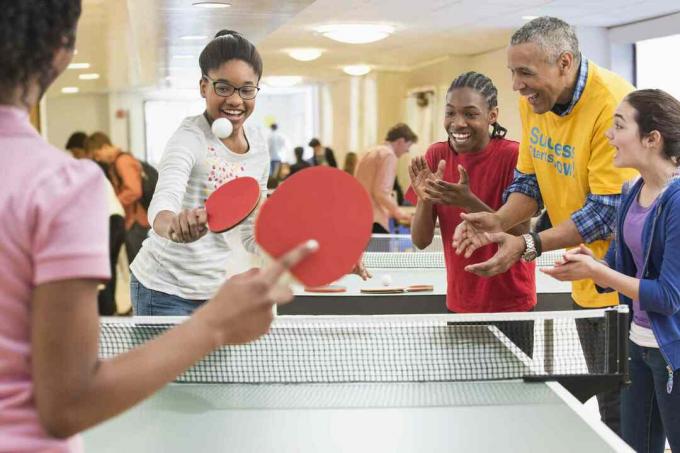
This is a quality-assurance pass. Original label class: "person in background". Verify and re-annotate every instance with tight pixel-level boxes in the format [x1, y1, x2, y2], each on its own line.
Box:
[86, 131, 149, 262]
[354, 123, 417, 233]
[72, 140, 126, 316]
[267, 123, 286, 177]
[343, 151, 358, 176]
[0, 2, 316, 450]
[289, 146, 311, 176]
[309, 137, 338, 167]
[542, 89, 680, 453]
[65, 131, 87, 158]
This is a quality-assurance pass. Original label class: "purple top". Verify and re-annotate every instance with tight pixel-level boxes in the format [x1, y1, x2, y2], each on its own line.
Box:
[623, 195, 657, 329]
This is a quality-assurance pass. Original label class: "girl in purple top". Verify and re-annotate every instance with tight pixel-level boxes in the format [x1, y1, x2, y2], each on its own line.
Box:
[0, 2, 315, 450]
[543, 89, 680, 452]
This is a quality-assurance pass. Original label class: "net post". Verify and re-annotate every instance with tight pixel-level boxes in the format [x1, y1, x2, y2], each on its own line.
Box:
[615, 305, 630, 384]
[604, 308, 618, 375]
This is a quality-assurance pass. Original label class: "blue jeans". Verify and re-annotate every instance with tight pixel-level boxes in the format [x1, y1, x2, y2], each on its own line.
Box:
[621, 340, 680, 453]
[130, 274, 207, 316]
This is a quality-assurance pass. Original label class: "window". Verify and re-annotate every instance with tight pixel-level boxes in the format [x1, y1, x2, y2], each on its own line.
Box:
[636, 34, 680, 99]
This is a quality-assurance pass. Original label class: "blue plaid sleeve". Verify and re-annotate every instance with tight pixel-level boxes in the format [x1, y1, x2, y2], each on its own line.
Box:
[502, 169, 544, 211]
[571, 193, 620, 243]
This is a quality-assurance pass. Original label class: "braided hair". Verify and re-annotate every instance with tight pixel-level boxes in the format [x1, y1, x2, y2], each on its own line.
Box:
[447, 71, 507, 139]
[0, 0, 81, 106]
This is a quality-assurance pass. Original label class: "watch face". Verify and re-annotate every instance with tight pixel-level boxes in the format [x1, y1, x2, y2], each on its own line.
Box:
[523, 250, 537, 262]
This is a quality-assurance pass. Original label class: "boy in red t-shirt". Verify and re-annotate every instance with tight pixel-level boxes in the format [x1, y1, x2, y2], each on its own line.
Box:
[407, 72, 536, 353]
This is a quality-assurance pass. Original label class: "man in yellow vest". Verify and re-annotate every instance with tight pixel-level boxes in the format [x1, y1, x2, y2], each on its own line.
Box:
[453, 17, 636, 433]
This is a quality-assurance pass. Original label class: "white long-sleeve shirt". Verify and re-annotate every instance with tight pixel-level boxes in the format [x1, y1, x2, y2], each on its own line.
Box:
[130, 114, 268, 300]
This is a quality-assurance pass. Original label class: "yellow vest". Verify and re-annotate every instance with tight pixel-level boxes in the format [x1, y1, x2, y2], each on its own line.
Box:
[517, 61, 637, 307]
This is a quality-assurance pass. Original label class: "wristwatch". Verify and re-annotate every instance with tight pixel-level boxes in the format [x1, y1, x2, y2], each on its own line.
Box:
[521, 233, 538, 262]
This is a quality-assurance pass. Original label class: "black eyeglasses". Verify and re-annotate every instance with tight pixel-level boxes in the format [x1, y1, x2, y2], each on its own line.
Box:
[202, 75, 260, 100]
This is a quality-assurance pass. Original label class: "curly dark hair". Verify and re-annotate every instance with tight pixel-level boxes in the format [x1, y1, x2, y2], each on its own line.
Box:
[0, 0, 81, 106]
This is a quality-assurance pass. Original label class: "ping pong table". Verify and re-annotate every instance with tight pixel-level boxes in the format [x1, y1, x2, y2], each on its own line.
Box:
[83, 313, 632, 452]
[283, 234, 572, 315]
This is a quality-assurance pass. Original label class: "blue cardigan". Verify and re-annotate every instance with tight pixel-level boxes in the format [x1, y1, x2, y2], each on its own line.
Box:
[602, 177, 680, 371]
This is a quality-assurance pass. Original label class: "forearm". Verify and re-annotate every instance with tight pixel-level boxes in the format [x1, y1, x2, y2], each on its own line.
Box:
[57, 315, 218, 436]
[593, 264, 640, 300]
[463, 195, 528, 235]
[375, 191, 404, 218]
[538, 218, 585, 252]
[496, 192, 538, 231]
[411, 200, 436, 249]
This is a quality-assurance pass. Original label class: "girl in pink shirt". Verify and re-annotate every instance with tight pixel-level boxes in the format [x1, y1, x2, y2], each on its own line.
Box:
[0, 3, 315, 451]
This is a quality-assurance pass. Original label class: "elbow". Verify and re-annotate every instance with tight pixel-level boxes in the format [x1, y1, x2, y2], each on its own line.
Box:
[411, 235, 432, 250]
[37, 401, 82, 439]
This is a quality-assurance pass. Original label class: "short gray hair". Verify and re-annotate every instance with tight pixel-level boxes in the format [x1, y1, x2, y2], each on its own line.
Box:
[510, 16, 580, 64]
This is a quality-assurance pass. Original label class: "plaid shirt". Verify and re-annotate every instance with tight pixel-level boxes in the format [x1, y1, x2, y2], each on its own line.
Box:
[504, 171, 619, 243]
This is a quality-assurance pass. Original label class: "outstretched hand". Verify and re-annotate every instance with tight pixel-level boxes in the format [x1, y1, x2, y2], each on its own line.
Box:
[462, 232, 525, 277]
[452, 211, 503, 258]
[423, 164, 472, 207]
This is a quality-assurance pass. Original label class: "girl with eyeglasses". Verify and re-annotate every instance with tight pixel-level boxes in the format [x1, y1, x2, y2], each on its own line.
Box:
[130, 30, 271, 315]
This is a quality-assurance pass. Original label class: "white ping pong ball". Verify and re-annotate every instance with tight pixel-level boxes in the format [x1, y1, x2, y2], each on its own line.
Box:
[212, 118, 233, 139]
[381, 274, 392, 287]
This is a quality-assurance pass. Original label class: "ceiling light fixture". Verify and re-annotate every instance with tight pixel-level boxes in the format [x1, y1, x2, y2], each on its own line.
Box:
[79, 73, 100, 80]
[192, 1, 231, 8]
[61, 87, 79, 94]
[316, 24, 394, 44]
[343, 65, 371, 76]
[287, 48, 324, 62]
[262, 76, 303, 87]
[68, 62, 90, 69]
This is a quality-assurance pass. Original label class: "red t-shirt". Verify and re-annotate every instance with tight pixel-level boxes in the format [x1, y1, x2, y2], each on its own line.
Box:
[407, 138, 536, 313]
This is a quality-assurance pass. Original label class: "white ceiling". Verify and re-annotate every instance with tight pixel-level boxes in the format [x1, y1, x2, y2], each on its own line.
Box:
[49, 0, 680, 96]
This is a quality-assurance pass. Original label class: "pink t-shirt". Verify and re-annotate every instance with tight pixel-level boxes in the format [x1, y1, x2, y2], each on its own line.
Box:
[354, 145, 402, 230]
[0, 106, 110, 452]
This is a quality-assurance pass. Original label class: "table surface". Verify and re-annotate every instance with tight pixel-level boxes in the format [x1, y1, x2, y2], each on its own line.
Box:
[85, 319, 630, 453]
[82, 380, 630, 453]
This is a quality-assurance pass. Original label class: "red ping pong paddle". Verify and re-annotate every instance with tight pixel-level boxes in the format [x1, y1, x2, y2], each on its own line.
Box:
[205, 177, 260, 233]
[255, 166, 373, 287]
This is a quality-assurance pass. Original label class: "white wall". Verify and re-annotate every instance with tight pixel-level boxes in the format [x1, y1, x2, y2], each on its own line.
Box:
[45, 93, 110, 151]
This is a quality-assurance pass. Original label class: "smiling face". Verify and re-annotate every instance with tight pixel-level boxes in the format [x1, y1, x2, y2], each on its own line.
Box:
[444, 87, 496, 153]
[507, 42, 575, 115]
[606, 101, 646, 170]
[200, 59, 258, 134]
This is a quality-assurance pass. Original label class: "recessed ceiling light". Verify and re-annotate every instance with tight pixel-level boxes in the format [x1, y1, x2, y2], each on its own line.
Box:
[68, 62, 90, 69]
[180, 35, 208, 41]
[343, 65, 371, 76]
[61, 87, 79, 94]
[79, 73, 100, 80]
[522, 16, 539, 20]
[316, 24, 394, 44]
[287, 48, 324, 62]
[262, 76, 303, 87]
[192, 1, 231, 8]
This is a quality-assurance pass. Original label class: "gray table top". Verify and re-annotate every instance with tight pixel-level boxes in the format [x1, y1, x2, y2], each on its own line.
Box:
[83, 380, 631, 453]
